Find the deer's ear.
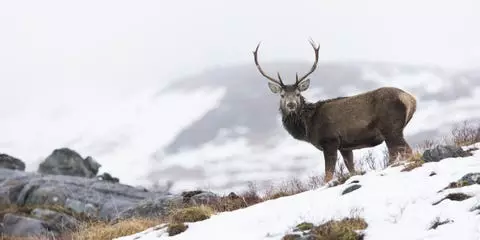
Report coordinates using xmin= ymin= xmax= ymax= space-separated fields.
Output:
xmin=297 ymin=79 xmax=310 ymax=92
xmin=267 ymin=82 xmax=282 ymax=94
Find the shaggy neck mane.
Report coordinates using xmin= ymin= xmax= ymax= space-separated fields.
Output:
xmin=280 ymin=96 xmax=347 ymax=141
xmin=280 ymin=97 xmax=316 ymax=141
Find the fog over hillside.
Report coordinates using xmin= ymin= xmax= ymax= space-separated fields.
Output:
xmin=2 ymin=0 xmax=480 ymax=195
xmin=145 ymin=61 xmax=480 ymax=193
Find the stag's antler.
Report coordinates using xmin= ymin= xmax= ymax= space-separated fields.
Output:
xmin=296 ymin=39 xmax=320 ymax=84
xmin=253 ymin=42 xmax=284 ymax=86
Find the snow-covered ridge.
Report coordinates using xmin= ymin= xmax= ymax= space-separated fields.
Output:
xmin=116 ymin=143 xmax=480 ymax=240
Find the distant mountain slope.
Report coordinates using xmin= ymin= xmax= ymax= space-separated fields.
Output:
xmin=1 ymin=61 xmax=478 ymax=194
xmin=146 ymin=61 xmax=480 ymax=193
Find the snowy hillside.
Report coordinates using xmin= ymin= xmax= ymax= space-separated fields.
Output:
xmin=1 ymin=62 xmax=480 ymax=194
xmin=116 ymin=143 xmax=480 ymax=240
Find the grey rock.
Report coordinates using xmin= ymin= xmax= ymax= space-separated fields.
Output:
xmin=0 ymin=169 xmax=34 ymax=205
xmin=65 ymin=198 xmax=98 ymax=217
xmin=0 ymin=153 xmax=25 ymax=171
xmin=0 ymin=168 xmax=175 ymax=221
xmin=342 ymin=184 xmax=362 ymax=195
xmin=181 ymin=190 xmax=220 ymax=205
xmin=31 ymin=208 xmax=80 ymax=232
xmin=97 ymin=172 xmax=120 ymax=183
xmin=84 ymin=156 xmax=101 ymax=176
xmin=460 ymin=173 xmax=480 ymax=185
xmin=114 ymin=195 xmax=183 ymax=222
xmin=189 ymin=192 xmax=220 ymax=205
xmin=2 ymin=213 xmax=51 ymax=237
xmin=37 ymin=148 xmax=101 ymax=178
xmin=100 ymin=198 xmax=137 ymax=220
xmin=422 ymin=145 xmax=473 ymax=162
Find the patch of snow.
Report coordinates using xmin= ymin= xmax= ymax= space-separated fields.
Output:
xmin=116 ymin=144 xmax=480 ymax=240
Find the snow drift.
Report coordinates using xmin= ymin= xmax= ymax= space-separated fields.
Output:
xmin=116 ymin=143 xmax=480 ymax=240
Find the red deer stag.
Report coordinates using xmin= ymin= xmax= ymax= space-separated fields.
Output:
xmin=253 ymin=40 xmax=417 ymax=182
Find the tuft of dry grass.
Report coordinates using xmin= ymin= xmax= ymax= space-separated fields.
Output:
xmin=400 ymin=152 xmax=424 ymax=172
xmin=0 ymin=204 xmax=94 ymax=223
xmin=167 ymin=222 xmax=188 ymax=236
xmin=70 ymin=218 xmax=163 ymax=240
xmin=294 ymin=222 xmax=314 ymax=231
xmin=263 ymin=177 xmax=310 ymax=200
xmin=169 ymin=205 xmax=214 ymax=223
xmin=282 ymin=217 xmax=368 ymax=240
xmin=281 ymin=234 xmax=302 ymax=240
xmin=309 ymin=217 xmax=368 ymax=240
xmin=448 ymin=120 xmax=480 ymax=147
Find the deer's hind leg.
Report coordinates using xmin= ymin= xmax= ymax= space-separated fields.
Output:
xmin=381 ymin=118 xmax=413 ymax=164
xmin=384 ymin=132 xmax=412 ymax=164
xmin=380 ymin=100 xmax=414 ymax=165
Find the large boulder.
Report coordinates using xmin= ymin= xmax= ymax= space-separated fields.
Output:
xmin=1 ymin=208 xmax=80 ymax=238
xmin=97 ymin=172 xmax=120 ymax=183
xmin=422 ymin=145 xmax=473 ymax=162
xmin=31 ymin=208 xmax=80 ymax=232
xmin=113 ymin=195 xmax=183 ymax=222
xmin=0 ymin=153 xmax=25 ymax=171
xmin=37 ymin=148 xmax=101 ymax=178
xmin=0 ymin=168 xmax=178 ymax=221
xmin=2 ymin=214 xmax=51 ymax=237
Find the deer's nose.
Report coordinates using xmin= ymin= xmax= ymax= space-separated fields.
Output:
xmin=286 ymin=102 xmax=296 ymax=109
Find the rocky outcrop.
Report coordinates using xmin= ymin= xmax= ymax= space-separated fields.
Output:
xmin=2 ymin=214 xmax=51 ymax=237
xmin=112 ymin=190 xmax=221 ymax=222
xmin=113 ymin=195 xmax=183 ymax=222
xmin=422 ymin=145 xmax=473 ymax=162
xmin=0 ymin=148 xmax=226 ymax=238
xmin=1 ymin=208 xmax=80 ymax=238
xmin=37 ymin=148 xmax=101 ymax=178
xmin=97 ymin=172 xmax=120 ymax=183
xmin=0 ymin=168 xmax=177 ymax=220
xmin=0 ymin=167 xmax=182 ymax=238
xmin=181 ymin=190 xmax=220 ymax=205
xmin=0 ymin=153 xmax=25 ymax=171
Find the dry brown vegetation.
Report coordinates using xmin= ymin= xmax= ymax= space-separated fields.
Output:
xmin=448 ymin=120 xmax=480 ymax=147
xmin=415 ymin=120 xmax=480 ymax=150
xmin=166 ymin=222 xmax=188 ymax=236
xmin=282 ymin=216 xmax=368 ymax=240
xmin=70 ymin=218 xmax=163 ymax=240
xmin=0 ymin=204 xmax=94 ymax=223
xmin=169 ymin=205 xmax=214 ymax=223
xmin=400 ymin=152 xmax=425 ymax=172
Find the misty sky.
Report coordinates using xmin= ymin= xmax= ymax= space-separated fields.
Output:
xmin=0 ymin=0 xmax=479 ymax=114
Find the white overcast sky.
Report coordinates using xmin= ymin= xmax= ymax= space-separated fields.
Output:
xmin=0 ymin=0 xmax=479 ymax=112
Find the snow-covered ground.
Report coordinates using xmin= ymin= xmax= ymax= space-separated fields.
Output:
xmin=116 ymin=142 xmax=480 ymax=240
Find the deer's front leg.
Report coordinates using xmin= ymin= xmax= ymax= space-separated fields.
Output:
xmin=318 ymin=140 xmax=339 ymax=183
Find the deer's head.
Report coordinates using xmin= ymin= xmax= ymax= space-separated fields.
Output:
xmin=253 ymin=40 xmax=320 ymax=114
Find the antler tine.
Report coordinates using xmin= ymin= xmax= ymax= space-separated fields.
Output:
xmin=296 ymin=39 xmax=320 ymax=84
xmin=253 ymin=42 xmax=284 ymax=86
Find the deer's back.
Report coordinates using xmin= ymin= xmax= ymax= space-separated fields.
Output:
xmin=308 ymin=87 xmax=416 ymax=148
